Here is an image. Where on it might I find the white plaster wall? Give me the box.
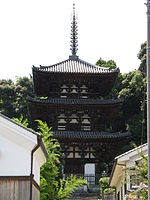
[33,156,40,184]
[0,115,47,187]
[0,134,31,176]
[34,147,47,185]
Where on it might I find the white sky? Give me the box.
[0,0,147,80]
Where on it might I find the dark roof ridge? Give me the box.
[27,96,123,105]
[54,131,131,139]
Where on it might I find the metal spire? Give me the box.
[70,3,78,59]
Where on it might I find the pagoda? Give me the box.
[27,4,130,183]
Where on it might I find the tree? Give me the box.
[0,79,16,118]
[138,42,146,74]
[118,70,146,118]
[0,77,33,118]
[96,58,117,69]
[15,76,33,117]
[37,120,87,200]
[117,70,146,146]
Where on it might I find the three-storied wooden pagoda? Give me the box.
[27,4,130,181]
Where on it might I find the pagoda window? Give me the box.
[81,95,88,99]
[60,84,68,98]
[71,84,78,93]
[70,114,78,124]
[70,119,78,123]
[61,95,67,98]
[81,85,88,94]
[81,125,91,131]
[81,114,91,130]
[82,114,90,119]
[80,85,88,98]
[82,119,90,124]
[58,118,66,123]
[58,125,66,130]
[57,114,67,130]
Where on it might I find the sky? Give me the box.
[0,0,147,80]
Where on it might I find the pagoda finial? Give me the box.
[70,3,78,59]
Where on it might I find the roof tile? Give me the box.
[33,58,118,74]
[54,131,131,139]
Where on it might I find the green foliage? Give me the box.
[13,115,29,127]
[40,96,48,100]
[36,120,87,200]
[137,42,146,74]
[127,113,147,145]
[107,72,124,99]
[99,177,115,197]
[118,70,146,117]
[58,175,87,200]
[15,77,33,117]
[36,120,61,200]
[118,70,147,145]
[0,77,33,118]
[135,153,148,184]
[99,177,109,190]
[96,58,117,69]
[127,153,148,200]
[0,79,16,117]
[104,187,115,194]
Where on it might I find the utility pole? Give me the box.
[147,1,150,199]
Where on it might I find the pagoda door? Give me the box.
[84,163,95,185]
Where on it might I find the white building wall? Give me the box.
[0,134,31,176]
[0,115,47,186]
[33,147,47,185]
[33,156,40,184]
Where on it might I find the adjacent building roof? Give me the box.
[109,143,148,187]
[54,131,131,140]
[0,113,48,158]
[33,57,118,74]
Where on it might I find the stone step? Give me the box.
[69,197,99,200]
[69,185,100,200]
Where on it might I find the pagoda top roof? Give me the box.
[27,96,123,105]
[54,131,131,140]
[33,57,119,75]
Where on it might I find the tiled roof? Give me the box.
[27,96,123,105]
[54,131,131,139]
[115,143,148,160]
[33,57,118,74]
[0,113,40,136]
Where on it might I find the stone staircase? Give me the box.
[69,196,98,200]
[69,185,100,200]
